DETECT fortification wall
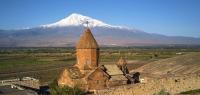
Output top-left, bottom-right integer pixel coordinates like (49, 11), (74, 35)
(95, 74), (200, 95)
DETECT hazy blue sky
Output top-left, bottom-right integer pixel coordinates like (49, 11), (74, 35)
(0, 0), (200, 37)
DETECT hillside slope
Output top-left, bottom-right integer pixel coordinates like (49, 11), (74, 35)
(134, 52), (200, 75)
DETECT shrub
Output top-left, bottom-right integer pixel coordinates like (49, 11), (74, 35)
(49, 79), (85, 95)
(153, 89), (170, 95)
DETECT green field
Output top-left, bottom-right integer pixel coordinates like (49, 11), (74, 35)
(0, 47), (199, 85)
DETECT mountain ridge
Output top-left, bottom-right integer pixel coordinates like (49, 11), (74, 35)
(41, 13), (126, 29)
(0, 13), (200, 47)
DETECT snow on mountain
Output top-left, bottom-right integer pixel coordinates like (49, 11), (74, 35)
(41, 13), (124, 28)
(1, 13), (200, 47)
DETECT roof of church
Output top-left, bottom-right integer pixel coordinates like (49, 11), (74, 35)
(103, 64), (124, 75)
(116, 57), (127, 66)
(61, 66), (84, 79)
(87, 67), (110, 80)
(110, 75), (127, 81)
(102, 64), (127, 81)
(76, 28), (99, 49)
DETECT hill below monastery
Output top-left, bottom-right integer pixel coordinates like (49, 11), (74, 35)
(134, 52), (200, 75)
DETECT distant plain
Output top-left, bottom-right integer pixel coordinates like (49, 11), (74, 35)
(0, 46), (199, 85)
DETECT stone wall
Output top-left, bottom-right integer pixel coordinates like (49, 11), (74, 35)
(0, 77), (40, 89)
(95, 74), (200, 95)
(76, 49), (99, 70)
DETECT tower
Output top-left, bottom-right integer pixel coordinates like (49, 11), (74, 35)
(76, 28), (99, 70)
(116, 57), (129, 74)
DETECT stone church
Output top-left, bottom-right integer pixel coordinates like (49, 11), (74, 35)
(57, 28), (132, 91)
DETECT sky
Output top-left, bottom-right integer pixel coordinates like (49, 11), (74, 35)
(0, 0), (200, 37)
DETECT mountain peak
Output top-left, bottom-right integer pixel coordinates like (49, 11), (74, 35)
(68, 13), (86, 18)
(41, 13), (116, 28)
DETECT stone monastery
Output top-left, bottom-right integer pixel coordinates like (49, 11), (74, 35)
(58, 28), (136, 91)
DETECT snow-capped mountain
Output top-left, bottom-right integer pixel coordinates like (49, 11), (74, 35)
(41, 13), (123, 28)
(0, 13), (200, 47)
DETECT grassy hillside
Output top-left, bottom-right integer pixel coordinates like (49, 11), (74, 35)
(135, 52), (200, 75)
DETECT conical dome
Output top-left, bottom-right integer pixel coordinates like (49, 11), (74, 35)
(117, 57), (127, 66)
(76, 28), (99, 49)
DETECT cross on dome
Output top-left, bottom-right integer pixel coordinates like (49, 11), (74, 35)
(81, 19), (90, 28)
